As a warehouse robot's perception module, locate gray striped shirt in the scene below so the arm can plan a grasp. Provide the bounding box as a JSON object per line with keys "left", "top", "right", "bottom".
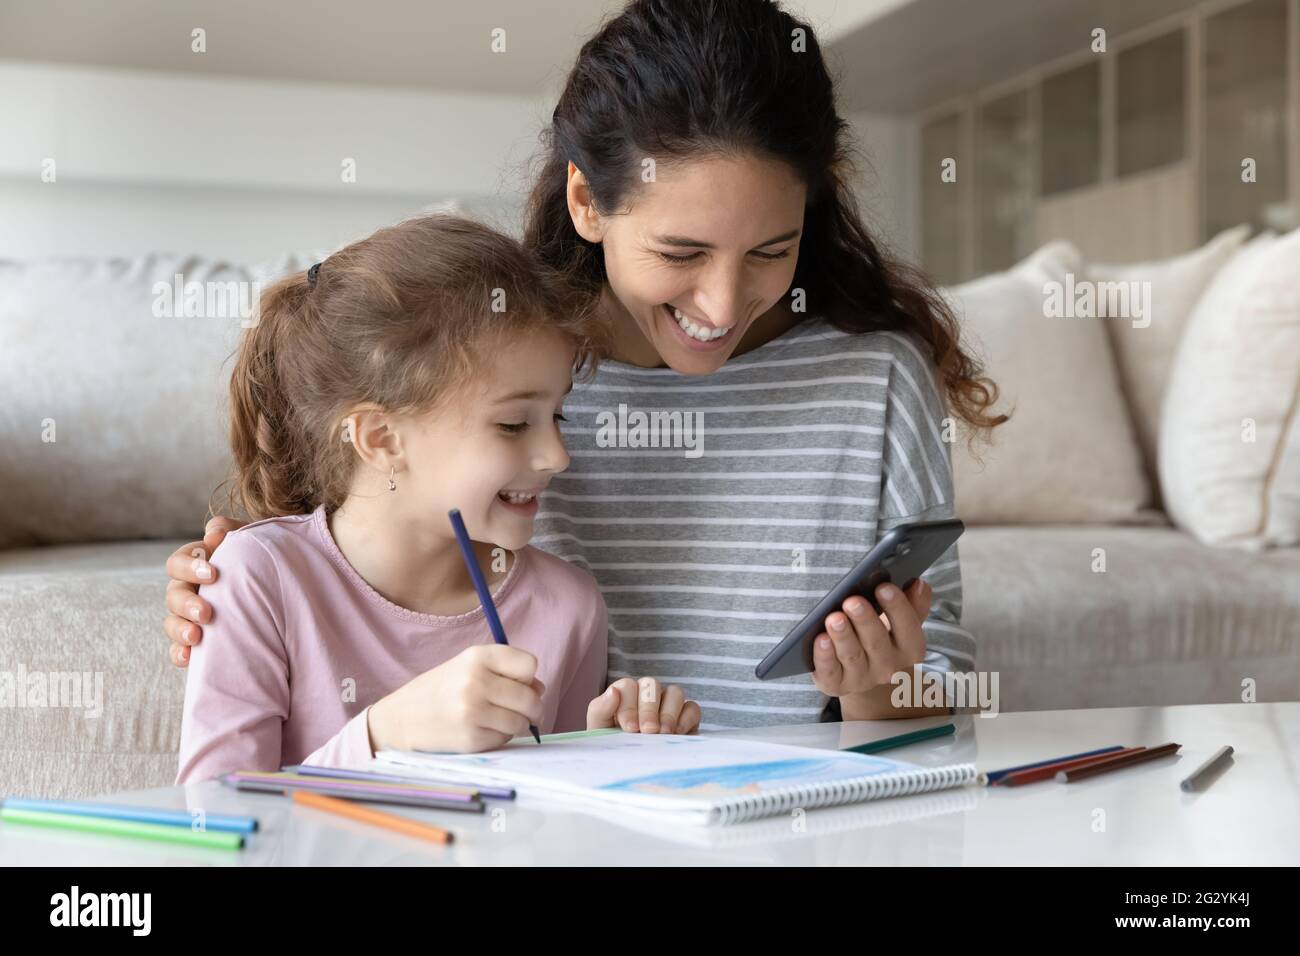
{"left": 532, "top": 318, "right": 975, "bottom": 730}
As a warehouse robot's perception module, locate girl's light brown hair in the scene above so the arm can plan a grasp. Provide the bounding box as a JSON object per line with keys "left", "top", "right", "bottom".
{"left": 216, "top": 214, "right": 604, "bottom": 522}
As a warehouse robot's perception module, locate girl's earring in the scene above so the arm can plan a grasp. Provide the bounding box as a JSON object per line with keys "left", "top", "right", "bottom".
{"left": 388, "top": 467, "right": 397, "bottom": 492}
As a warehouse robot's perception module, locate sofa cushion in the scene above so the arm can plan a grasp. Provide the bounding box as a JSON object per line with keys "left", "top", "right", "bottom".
{"left": 1092, "top": 225, "right": 1250, "bottom": 493}
{"left": 1267, "top": 410, "right": 1300, "bottom": 546}
{"left": 944, "top": 242, "right": 1155, "bottom": 524}
{"left": 960, "top": 525, "right": 1300, "bottom": 711}
{"left": 0, "top": 255, "right": 266, "bottom": 548}
{"left": 1159, "top": 229, "right": 1300, "bottom": 549}
{"left": 0, "top": 539, "right": 189, "bottom": 799}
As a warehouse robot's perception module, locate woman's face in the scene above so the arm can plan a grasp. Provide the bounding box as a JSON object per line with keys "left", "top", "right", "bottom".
{"left": 570, "top": 152, "right": 806, "bottom": 374}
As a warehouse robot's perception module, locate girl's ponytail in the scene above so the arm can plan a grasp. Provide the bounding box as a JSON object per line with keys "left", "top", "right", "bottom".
{"left": 219, "top": 271, "right": 317, "bottom": 520}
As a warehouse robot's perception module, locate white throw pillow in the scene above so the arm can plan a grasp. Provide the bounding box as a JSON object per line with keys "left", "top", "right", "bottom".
{"left": 1092, "top": 225, "right": 1250, "bottom": 489}
{"left": 1267, "top": 410, "right": 1300, "bottom": 546}
{"left": 1159, "top": 229, "right": 1300, "bottom": 548}
{"left": 946, "top": 242, "right": 1154, "bottom": 524}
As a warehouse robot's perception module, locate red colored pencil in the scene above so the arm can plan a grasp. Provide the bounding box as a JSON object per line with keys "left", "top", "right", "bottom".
{"left": 999, "top": 746, "right": 1148, "bottom": 787}
{"left": 1056, "top": 742, "right": 1181, "bottom": 782}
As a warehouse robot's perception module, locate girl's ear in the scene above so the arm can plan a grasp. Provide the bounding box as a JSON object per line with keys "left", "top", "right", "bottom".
{"left": 342, "top": 407, "right": 404, "bottom": 477}
{"left": 566, "top": 161, "right": 605, "bottom": 244}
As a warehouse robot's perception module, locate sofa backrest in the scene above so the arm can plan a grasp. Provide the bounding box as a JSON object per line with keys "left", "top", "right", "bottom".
{"left": 0, "top": 254, "right": 307, "bottom": 548}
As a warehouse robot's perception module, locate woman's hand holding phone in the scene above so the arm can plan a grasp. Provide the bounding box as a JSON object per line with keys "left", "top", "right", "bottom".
{"left": 811, "top": 578, "right": 932, "bottom": 705}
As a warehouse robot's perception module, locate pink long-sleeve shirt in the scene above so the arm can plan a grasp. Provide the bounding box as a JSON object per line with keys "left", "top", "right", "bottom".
{"left": 176, "top": 506, "right": 609, "bottom": 784}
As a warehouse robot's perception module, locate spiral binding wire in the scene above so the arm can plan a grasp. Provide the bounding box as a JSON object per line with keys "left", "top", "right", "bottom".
{"left": 712, "top": 763, "right": 980, "bottom": 826}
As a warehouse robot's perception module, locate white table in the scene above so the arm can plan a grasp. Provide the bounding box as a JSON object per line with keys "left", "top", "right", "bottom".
{"left": 2, "top": 701, "right": 1296, "bottom": 865}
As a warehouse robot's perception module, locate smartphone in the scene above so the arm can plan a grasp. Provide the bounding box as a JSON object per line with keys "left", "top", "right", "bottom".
{"left": 753, "top": 519, "right": 965, "bottom": 681}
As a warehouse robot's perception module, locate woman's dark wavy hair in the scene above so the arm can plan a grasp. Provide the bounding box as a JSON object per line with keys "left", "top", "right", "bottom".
{"left": 523, "top": 0, "right": 1006, "bottom": 439}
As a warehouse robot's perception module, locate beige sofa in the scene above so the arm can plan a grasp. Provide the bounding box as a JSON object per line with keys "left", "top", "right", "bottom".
{"left": 3, "top": 238, "right": 1298, "bottom": 801}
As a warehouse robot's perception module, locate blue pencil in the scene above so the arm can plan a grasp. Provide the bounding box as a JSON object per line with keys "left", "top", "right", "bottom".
{"left": 447, "top": 508, "right": 542, "bottom": 744}
{"left": 984, "top": 746, "right": 1126, "bottom": 785}
{"left": 0, "top": 797, "right": 258, "bottom": 834}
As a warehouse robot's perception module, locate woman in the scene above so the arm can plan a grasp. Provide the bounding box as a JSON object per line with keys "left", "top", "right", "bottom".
{"left": 163, "top": 0, "right": 1003, "bottom": 730}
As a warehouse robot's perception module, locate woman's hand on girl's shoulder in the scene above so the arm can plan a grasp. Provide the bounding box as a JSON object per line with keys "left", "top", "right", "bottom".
{"left": 586, "top": 677, "right": 701, "bottom": 735}
{"left": 162, "top": 516, "right": 248, "bottom": 667}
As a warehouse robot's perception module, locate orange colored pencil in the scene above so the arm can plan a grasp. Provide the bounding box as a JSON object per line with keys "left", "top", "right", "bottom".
{"left": 292, "top": 790, "right": 454, "bottom": 844}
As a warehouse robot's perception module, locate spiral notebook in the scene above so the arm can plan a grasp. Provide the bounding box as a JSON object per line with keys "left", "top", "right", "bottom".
{"left": 374, "top": 732, "right": 980, "bottom": 826}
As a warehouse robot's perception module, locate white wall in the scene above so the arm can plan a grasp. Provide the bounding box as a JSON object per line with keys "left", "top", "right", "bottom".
{"left": 1, "top": 61, "right": 923, "bottom": 267}
{"left": 0, "top": 61, "right": 550, "bottom": 261}
{"left": 845, "top": 111, "right": 920, "bottom": 265}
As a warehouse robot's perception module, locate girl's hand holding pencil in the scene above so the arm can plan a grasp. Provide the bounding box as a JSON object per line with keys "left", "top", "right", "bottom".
{"left": 367, "top": 645, "right": 546, "bottom": 754}
{"left": 586, "top": 677, "right": 701, "bottom": 735}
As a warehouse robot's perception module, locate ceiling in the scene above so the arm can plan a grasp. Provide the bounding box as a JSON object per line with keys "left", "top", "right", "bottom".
{"left": 2, "top": 0, "right": 1206, "bottom": 116}
{"left": 831, "top": 0, "right": 1204, "bottom": 114}
{"left": 0, "top": 0, "right": 907, "bottom": 97}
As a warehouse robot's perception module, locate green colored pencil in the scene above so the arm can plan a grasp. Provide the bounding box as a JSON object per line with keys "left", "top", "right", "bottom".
{"left": 842, "top": 722, "right": 956, "bottom": 755}
{"left": 535, "top": 727, "right": 623, "bottom": 742}
{"left": 1, "top": 806, "right": 245, "bottom": 850}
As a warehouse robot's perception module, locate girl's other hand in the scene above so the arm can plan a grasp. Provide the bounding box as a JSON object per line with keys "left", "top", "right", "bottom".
{"left": 163, "top": 516, "right": 247, "bottom": 667}
{"left": 586, "top": 677, "right": 701, "bottom": 734}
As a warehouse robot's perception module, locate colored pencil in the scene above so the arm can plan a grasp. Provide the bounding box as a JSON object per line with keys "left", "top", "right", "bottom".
{"left": 229, "top": 770, "right": 478, "bottom": 800}
{"left": 226, "top": 778, "right": 484, "bottom": 812}
{"left": 984, "top": 746, "right": 1126, "bottom": 785}
{"left": 292, "top": 790, "right": 454, "bottom": 844}
{"left": 221, "top": 773, "right": 485, "bottom": 812}
{"left": 448, "top": 507, "right": 541, "bottom": 744}
{"left": 1, "top": 806, "right": 244, "bottom": 850}
{"left": 1000, "top": 747, "right": 1147, "bottom": 787}
{"left": 1056, "top": 742, "right": 1181, "bottom": 782}
{"left": 842, "top": 722, "right": 955, "bottom": 755}
{"left": 0, "top": 797, "right": 257, "bottom": 833}
{"left": 536, "top": 728, "right": 622, "bottom": 742}
{"left": 283, "top": 764, "right": 515, "bottom": 800}
{"left": 1180, "top": 745, "right": 1234, "bottom": 792}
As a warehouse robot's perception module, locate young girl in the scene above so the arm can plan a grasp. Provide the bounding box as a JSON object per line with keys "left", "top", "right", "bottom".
{"left": 176, "top": 215, "right": 700, "bottom": 784}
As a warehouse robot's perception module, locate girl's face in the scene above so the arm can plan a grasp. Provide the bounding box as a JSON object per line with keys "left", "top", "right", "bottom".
{"left": 395, "top": 327, "right": 574, "bottom": 551}
{"left": 573, "top": 152, "right": 806, "bottom": 374}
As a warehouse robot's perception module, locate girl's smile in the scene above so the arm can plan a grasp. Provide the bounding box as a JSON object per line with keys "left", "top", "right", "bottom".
{"left": 495, "top": 486, "right": 545, "bottom": 516}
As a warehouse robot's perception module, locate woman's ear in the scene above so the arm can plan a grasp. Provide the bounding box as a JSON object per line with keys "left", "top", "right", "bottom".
{"left": 341, "top": 407, "right": 404, "bottom": 480}
{"left": 566, "top": 161, "right": 605, "bottom": 244}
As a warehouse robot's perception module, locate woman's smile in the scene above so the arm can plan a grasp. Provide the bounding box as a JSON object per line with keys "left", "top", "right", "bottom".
{"left": 661, "top": 303, "right": 736, "bottom": 351}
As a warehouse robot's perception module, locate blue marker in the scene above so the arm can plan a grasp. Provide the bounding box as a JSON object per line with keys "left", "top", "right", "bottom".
{"left": 447, "top": 508, "right": 542, "bottom": 744}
